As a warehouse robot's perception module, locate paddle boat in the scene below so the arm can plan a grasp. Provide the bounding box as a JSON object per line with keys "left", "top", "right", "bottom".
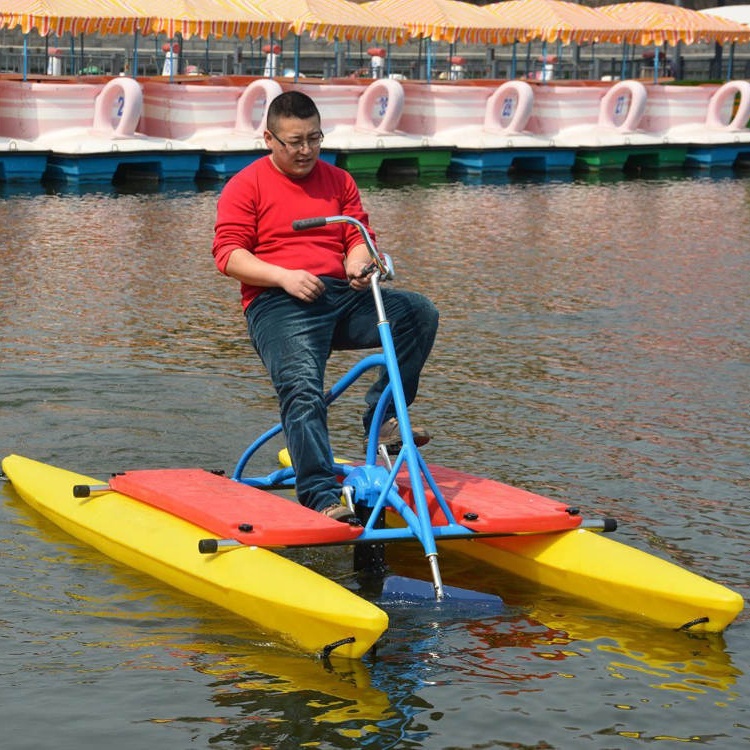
{"left": 0, "top": 77, "right": 201, "bottom": 182}
{"left": 650, "top": 81, "right": 750, "bottom": 169}
{"left": 415, "top": 80, "right": 576, "bottom": 175}
{"left": 284, "top": 78, "right": 453, "bottom": 178}
{"left": 2, "top": 215, "right": 744, "bottom": 659}
{"left": 139, "top": 77, "right": 286, "bottom": 180}
{"left": 138, "top": 76, "right": 451, "bottom": 180}
{"left": 0, "top": 137, "right": 49, "bottom": 182}
{"left": 531, "top": 80, "right": 686, "bottom": 172}
{"left": 0, "top": 81, "right": 51, "bottom": 181}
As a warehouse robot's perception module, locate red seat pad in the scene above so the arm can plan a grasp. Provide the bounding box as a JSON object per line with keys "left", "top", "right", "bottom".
{"left": 396, "top": 464, "right": 583, "bottom": 534}
{"left": 109, "top": 469, "right": 363, "bottom": 547}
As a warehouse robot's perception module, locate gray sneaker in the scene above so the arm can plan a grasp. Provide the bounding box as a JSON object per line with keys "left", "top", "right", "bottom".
{"left": 365, "top": 417, "right": 431, "bottom": 453}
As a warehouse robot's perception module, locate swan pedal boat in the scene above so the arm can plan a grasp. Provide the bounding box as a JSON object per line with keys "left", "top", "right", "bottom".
{"left": 2, "top": 452, "right": 743, "bottom": 660}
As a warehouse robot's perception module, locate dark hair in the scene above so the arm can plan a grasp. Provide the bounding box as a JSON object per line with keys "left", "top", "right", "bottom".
{"left": 267, "top": 91, "right": 321, "bottom": 130}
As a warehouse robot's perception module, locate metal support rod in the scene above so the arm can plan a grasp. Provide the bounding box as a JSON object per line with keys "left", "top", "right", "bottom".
{"left": 427, "top": 553, "right": 445, "bottom": 600}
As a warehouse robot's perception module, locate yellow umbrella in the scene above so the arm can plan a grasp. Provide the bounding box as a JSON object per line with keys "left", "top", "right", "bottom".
{"left": 0, "top": 0, "right": 290, "bottom": 39}
{"left": 598, "top": 2, "right": 750, "bottom": 46}
{"left": 363, "top": 0, "right": 508, "bottom": 45}
{"left": 246, "top": 0, "right": 406, "bottom": 43}
{"left": 141, "top": 0, "right": 290, "bottom": 41}
{"left": 0, "top": 0, "right": 150, "bottom": 36}
{"left": 483, "top": 0, "right": 635, "bottom": 45}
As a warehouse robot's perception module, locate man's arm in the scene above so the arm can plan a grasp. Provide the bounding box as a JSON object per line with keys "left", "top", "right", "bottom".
{"left": 224, "top": 247, "right": 325, "bottom": 302}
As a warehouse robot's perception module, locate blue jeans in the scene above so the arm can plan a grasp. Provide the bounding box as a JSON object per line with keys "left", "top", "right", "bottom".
{"left": 246, "top": 277, "right": 438, "bottom": 511}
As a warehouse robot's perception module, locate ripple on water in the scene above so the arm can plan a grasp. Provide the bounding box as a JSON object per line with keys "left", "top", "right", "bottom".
{"left": 1, "top": 174, "right": 748, "bottom": 749}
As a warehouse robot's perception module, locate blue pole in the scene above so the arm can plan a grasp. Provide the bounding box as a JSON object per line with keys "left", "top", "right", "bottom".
{"left": 294, "top": 34, "right": 300, "bottom": 81}
{"left": 525, "top": 41, "right": 531, "bottom": 78}
{"left": 23, "top": 34, "right": 28, "bottom": 80}
{"left": 511, "top": 40, "right": 517, "bottom": 79}
{"left": 728, "top": 41, "right": 735, "bottom": 80}
{"left": 426, "top": 37, "right": 432, "bottom": 81}
{"left": 132, "top": 29, "right": 139, "bottom": 77}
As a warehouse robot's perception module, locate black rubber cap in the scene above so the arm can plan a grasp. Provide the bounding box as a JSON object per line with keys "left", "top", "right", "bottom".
{"left": 198, "top": 539, "right": 219, "bottom": 554}
{"left": 602, "top": 517, "right": 618, "bottom": 532}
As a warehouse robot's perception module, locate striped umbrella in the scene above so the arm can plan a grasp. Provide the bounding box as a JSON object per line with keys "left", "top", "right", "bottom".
{"left": 483, "top": 0, "right": 634, "bottom": 45}
{"left": 0, "top": 0, "right": 293, "bottom": 40}
{"left": 363, "top": 0, "right": 509, "bottom": 45}
{"left": 0, "top": 0, "right": 150, "bottom": 36}
{"left": 598, "top": 2, "right": 750, "bottom": 46}
{"left": 245, "top": 0, "right": 406, "bottom": 43}
{"left": 141, "top": 0, "right": 291, "bottom": 40}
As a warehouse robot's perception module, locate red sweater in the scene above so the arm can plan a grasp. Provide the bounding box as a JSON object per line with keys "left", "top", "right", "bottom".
{"left": 212, "top": 156, "right": 375, "bottom": 310}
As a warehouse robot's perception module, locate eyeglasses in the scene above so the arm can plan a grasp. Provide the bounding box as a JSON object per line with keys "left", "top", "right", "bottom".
{"left": 268, "top": 130, "right": 324, "bottom": 152}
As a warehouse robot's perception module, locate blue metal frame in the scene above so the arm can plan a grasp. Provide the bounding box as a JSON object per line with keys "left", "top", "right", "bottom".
{"left": 230, "top": 215, "right": 476, "bottom": 598}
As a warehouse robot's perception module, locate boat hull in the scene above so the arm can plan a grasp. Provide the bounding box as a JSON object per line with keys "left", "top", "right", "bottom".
{"left": 276, "top": 448, "right": 744, "bottom": 631}
{"left": 2, "top": 455, "right": 388, "bottom": 659}
{"left": 436, "top": 526, "right": 743, "bottom": 633}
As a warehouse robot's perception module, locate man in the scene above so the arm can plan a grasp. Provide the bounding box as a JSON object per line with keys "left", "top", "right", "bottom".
{"left": 212, "top": 91, "right": 438, "bottom": 522}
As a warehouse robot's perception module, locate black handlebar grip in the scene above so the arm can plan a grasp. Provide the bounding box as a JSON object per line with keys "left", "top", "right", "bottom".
{"left": 198, "top": 539, "right": 219, "bottom": 554}
{"left": 72, "top": 484, "right": 91, "bottom": 498}
{"left": 292, "top": 217, "right": 327, "bottom": 231}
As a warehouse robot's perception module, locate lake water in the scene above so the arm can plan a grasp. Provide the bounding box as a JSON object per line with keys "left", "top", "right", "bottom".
{"left": 1, "top": 169, "right": 748, "bottom": 749}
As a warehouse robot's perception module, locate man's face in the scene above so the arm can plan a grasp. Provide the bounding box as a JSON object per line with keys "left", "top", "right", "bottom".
{"left": 264, "top": 114, "right": 324, "bottom": 179}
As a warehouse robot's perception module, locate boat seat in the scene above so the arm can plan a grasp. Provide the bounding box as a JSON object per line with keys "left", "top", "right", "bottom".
{"left": 396, "top": 464, "right": 583, "bottom": 535}
{"left": 110, "top": 468, "right": 364, "bottom": 547}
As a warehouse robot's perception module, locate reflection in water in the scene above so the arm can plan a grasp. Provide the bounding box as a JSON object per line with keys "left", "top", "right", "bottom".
{"left": 1, "top": 173, "right": 749, "bottom": 748}
{"left": 4, "top": 454, "right": 741, "bottom": 749}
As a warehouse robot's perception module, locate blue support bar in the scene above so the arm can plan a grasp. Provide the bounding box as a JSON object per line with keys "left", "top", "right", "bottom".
{"left": 133, "top": 29, "right": 139, "bottom": 77}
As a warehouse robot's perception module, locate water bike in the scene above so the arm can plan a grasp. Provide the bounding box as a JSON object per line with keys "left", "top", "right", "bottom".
{"left": 2, "top": 215, "right": 744, "bottom": 660}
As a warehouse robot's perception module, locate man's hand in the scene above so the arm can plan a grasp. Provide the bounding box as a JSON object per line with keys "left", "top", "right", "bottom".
{"left": 347, "top": 262, "right": 375, "bottom": 291}
{"left": 224, "top": 248, "right": 324, "bottom": 302}
{"left": 345, "top": 242, "right": 377, "bottom": 291}
{"left": 281, "top": 269, "right": 325, "bottom": 302}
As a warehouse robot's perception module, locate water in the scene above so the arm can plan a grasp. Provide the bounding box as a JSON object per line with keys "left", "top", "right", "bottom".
{"left": 1, "top": 171, "right": 748, "bottom": 749}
